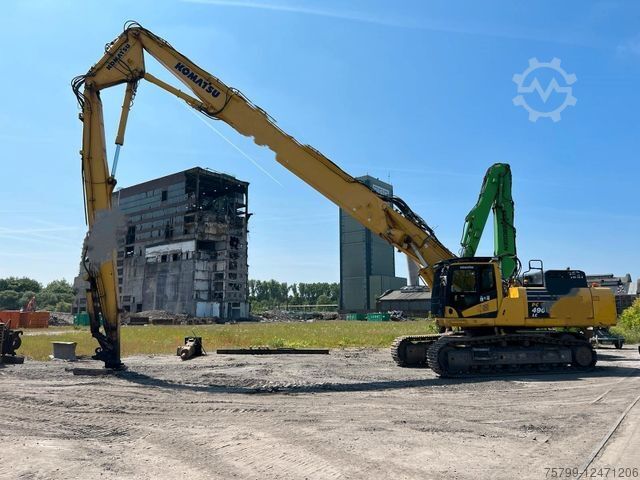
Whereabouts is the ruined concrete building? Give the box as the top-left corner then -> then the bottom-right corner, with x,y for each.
74,167 -> 250,319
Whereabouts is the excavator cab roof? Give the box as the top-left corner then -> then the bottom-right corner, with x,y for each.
434,257 -> 496,268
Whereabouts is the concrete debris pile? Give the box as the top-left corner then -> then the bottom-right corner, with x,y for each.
127,310 -> 194,326
254,310 -> 339,322
388,310 -> 406,321
119,309 -> 341,325
48,312 -> 74,326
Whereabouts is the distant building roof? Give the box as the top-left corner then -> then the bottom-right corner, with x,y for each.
400,285 -> 430,293
378,289 -> 432,301
586,273 -> 635,295
115,167 -> 248,198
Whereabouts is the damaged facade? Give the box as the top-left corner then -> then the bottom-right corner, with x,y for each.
74,167 -> 250,319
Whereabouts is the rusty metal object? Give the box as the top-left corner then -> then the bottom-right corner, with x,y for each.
177,336 -> 204,360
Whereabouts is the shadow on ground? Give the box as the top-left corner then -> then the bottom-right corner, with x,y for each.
116,364 -> 640,395
597,353 -> 640,362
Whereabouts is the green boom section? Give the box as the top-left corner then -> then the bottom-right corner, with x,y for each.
460,163 -> 518,280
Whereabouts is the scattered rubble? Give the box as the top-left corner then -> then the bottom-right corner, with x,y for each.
253,310 -> 339,322
125,310 -> 223,325
48,312 -> 74,326
117,309 -> 403,325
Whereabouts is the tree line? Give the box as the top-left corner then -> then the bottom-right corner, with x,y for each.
0,277 -> 75,313
0,276 -> 338,313
248,279 -> 339,310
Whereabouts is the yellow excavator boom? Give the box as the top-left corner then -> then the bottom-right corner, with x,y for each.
73,22 -> 454,368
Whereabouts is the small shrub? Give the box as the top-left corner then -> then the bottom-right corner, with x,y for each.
613,297 -> 640,343
619,298 -> 640,330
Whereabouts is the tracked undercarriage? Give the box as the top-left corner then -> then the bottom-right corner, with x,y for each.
391,331 -> 597,377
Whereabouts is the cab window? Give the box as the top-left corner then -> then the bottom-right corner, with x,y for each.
451,268 -> 476,293
447,264 -> 498,315
479,266 -> 495,294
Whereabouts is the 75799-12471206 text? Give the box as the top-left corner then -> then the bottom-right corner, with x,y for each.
545,467 -> 639,478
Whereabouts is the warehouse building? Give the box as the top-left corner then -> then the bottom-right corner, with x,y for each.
339,175 -> 406,312
376,285 -> 432,317
74,167 -> 250,320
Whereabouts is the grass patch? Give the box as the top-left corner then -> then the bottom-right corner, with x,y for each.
18,320 -> 439,361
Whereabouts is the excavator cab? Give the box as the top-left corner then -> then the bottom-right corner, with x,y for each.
431,258 -> 502,319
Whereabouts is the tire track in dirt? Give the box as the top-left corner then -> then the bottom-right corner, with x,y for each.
1,348 -> 639,479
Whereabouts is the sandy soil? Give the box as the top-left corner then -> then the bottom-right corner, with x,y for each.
1,347 -> 639,480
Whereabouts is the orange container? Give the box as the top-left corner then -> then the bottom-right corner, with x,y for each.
20,311 -> 50,329
0,310 -> 21,329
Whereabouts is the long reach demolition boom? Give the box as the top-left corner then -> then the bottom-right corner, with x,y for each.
75,23 -> 615,375
73,22 -> 454,369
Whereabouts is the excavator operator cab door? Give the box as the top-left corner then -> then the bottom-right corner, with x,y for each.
522,259 -> 545,287
435,262 -> 500,318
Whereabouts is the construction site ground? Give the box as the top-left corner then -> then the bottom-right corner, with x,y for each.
1,346 -> 639,480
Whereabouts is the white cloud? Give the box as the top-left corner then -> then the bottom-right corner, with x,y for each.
181,0 -> 598,46
617,34 -> 640,57
182,0 -> 411,28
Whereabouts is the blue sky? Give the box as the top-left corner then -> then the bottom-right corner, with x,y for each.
0,0 -> 638,285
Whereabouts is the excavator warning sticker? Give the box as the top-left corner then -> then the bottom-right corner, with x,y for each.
528,301 -> 550,318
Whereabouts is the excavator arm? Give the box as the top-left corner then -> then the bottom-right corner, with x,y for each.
73,22 -> 454,368
459,163 -> 518,280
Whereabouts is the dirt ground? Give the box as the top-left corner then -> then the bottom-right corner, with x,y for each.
1,346 -> 639,480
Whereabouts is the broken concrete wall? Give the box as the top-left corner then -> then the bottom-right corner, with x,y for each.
73,167 -> 250,319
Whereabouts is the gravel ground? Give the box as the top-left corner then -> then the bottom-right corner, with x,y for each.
1,347 -> 639,480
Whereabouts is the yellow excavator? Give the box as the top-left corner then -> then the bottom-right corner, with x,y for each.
74,22 -> 616,375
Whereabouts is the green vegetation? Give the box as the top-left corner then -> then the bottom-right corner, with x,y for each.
611,297 -> 640,344
249,279 -> 339,311
19,320 -> 438,361
0,277 -> 75,312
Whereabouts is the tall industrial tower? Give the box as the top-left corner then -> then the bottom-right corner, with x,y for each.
339,175 -> 406,312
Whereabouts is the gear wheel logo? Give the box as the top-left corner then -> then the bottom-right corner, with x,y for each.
512,57 -> 577,122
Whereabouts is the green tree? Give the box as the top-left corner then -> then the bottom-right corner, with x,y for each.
0,277 -> 74,312
0,277 -> 41,293
248,279 -> 257,299
18,291 -> 37,309
43,279 -> 74,295
247,279 -> 340,311
34,279 -> 75,311
619,297 -> 640,330
248,279 -> 339,309
0,290 -> 21,310
316,294 -> 331,306
36,291 -> 59,311
55,301 -> 72,313
289,284 -> 301,304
